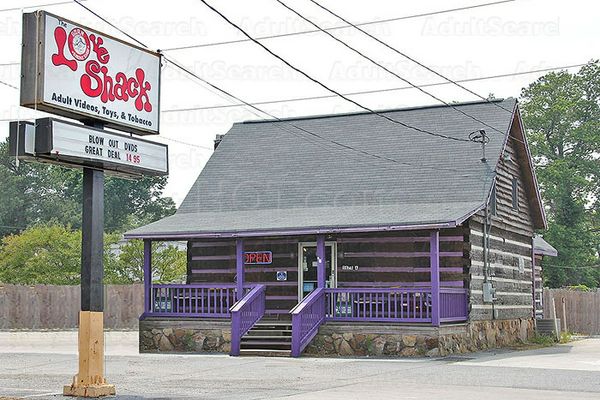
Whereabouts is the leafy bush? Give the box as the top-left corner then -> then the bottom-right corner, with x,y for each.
0,224 -> 185,284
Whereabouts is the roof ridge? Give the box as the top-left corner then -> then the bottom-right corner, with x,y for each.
239,97 -> 515,125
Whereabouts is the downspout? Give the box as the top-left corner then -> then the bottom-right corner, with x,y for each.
483,204 -> 495,319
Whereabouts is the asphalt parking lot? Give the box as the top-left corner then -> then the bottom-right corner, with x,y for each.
0,332 -> 599,399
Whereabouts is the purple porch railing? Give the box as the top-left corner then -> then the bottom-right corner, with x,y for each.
290,286 -> 468,357
290,287 -> 326,357
440,288 -> 469,322
324,288 -> 433,322
150,284 -> 238,318
230,284 -> 266,356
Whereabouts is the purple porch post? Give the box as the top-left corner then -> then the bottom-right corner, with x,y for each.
316,235 -> 326,288
236,239 -> 244,301
430,230 -> 440,326
143,239 -> 152,313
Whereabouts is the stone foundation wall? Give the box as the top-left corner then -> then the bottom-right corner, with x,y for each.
139,318 -> 231,354
305,319 -> 535,357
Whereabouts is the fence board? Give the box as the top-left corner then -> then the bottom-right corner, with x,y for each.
543,288 -> 600,335
0,284 -> 144,330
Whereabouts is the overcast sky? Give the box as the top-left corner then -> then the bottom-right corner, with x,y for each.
0,0 -> 598,205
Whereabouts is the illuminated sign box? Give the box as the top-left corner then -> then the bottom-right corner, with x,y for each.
244,251 -> 273,265
33,118 -> 168,177
20,11 -> 161,136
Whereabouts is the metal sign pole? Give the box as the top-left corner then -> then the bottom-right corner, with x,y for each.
64,122 -> 115,397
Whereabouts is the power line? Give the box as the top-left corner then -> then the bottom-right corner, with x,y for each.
71,0 -> 494,177
544,264 -> 600,270
0,0 -> 85,13
2,0 -> 524,177
306,0 -> 514,115
274,0 -> 511,138
62,0 -> 528,180
158,135 -> 213,151
292,0 -> 550,150
161,63 -> 588,113
164,54 -> 481,174
73,0 -> 147,48
163,0 -> 515,51
1,58 -> 586,113
197,0 -> 471,143
0,79 -> 18,90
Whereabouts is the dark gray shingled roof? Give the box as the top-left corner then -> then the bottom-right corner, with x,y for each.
126,98 -> 520,239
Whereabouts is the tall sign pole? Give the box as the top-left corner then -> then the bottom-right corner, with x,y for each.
14,10 -> 166,397
71,164 -> 113,396
70,121 -> 112,396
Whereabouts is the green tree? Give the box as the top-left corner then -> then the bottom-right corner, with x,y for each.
0,141 -> 80,236
520,60 -> 600,287
106,239 -> 186,284
0,224 -> 185,285
0,139 -> 176,235
0,224 -> 99,284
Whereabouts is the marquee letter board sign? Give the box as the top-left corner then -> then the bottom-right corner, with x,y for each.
20,11 -> 161,136
32,118 -> 168,176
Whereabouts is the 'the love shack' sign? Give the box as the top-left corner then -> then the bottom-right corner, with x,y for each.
20,11 -> 161,136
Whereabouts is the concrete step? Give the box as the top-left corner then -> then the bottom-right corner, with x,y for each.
241,341 -> 292,350
250,329 -> 292,334
239,348 -> 291,357
242,335 -> 292,341
253,323 -> 292,330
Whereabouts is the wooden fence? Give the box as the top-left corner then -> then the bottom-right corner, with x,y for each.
0,284 -> 144,330
543,288 -> 600,335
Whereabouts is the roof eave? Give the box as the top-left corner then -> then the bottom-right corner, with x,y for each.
123,220 -> 458,240
534,248 -> 558,257
513,107 -> 548,230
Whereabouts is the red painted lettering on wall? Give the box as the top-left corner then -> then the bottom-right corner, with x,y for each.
51,24 -> 153,112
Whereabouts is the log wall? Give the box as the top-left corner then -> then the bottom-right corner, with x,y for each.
467,123 -> 536,321
188,230 -> 469,315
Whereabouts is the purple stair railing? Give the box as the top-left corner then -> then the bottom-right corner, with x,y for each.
290,287 -> 326,357
439,288 -> 468,322
150,283 -> 238,318
230,284 -> 266,356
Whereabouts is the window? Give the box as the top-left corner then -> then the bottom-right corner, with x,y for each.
511,177 -> 519,210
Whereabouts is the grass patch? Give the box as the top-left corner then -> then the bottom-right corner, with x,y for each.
559,331 -> 573,344
529,334 -> 557,347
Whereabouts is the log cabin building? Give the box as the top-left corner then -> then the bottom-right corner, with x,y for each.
126,98 -> 551,357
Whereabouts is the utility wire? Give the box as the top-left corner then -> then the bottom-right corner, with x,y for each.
306,0 -> 515,114
0,79 -> 18,90
0,0 -> 85,13
73,0 -> 148,48
162,63 -> 588,113
163,0 -> 515,51
163,55 -> 481,174
70,0 -> 493,177
274,0 -> 510,138
197,0 -> 471,143
544,264 -> 600,270
65,0 -> 533,179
